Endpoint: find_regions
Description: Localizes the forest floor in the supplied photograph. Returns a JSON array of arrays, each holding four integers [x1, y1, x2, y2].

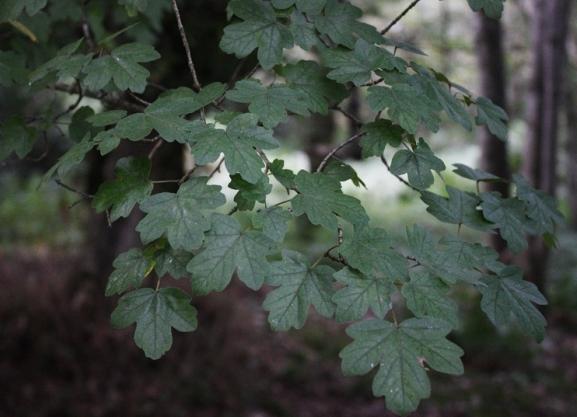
[[1, 249, 576, 417]]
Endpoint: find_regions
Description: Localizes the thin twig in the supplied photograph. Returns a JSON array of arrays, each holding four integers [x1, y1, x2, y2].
[[208, 157, 225, 179], [256, 148, 271, 175], [54, 79, 84, 120], [332, 106, 362, 126], [361, 77, 384, 87], [148, 138, 163, 159], [55, 179, 93, 199], [179, 166, 198, 185], [51, 83, 144, 113], [380, 154, 420, 192], [311, 244, 340, 269], [380, 0, 422, 35], [81, 0, 96, 51], [128, 92, 151, 106], [316, 132, 366, 172], [271, 198, 293, 208], [227, 58, 247, 88], [171, 0, 202, 92]]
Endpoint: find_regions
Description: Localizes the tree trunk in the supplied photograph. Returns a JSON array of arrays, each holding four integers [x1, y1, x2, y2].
[[475, 13, 510, 254], [565, 83, 577, 229], [523, 0, 573, 290]]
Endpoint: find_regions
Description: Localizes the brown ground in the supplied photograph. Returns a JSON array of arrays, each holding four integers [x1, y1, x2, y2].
[[1, 249, 576, 417]]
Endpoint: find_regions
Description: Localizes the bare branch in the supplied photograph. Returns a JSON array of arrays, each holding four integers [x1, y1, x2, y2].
[[55, 179, 93, 199], [380, 0, 422, 35], [316, 132, 366, 172], [380, 154, 420, 192], [332, 106, 363, 126], [208, 157, 226, 180], [147, 138, 163, 159], [51, 82, 144, 113], [171, 0, 202, 92]]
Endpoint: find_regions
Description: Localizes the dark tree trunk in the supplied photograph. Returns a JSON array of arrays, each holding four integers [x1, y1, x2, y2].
[[523, 0, 573, 290], [565, 84, 577, 229], [475, 13, 510, 254]]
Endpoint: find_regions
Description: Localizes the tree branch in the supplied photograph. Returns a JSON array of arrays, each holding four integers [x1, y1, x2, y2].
[[171, 0, 202, 93], [332, 106, 363, 126], [316, 132, 366, 172], [55, 179, 93, 199], [380, 0, 422, 35], [380, 154, 420, 192], [51, 82, 144, 113]]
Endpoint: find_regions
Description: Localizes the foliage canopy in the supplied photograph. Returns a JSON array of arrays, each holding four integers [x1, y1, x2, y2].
[[0, 0, 562, 414]]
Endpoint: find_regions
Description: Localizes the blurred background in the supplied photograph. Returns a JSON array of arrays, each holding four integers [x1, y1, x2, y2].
[[1, 0, 577, 416]]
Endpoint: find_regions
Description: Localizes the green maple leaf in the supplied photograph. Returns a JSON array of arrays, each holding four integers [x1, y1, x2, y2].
[[0, 51, 27, 87], [29, 39, 91, 84], [514, 174, 564, 234], [119, 0, 148, 12], [272, 0, 326, 14], [333, 267, 394, 322], [411, 65, 472, 131], [289, 11, 319, 50], [69, 107, 98, 142], [278, 60, 347, 114], [0, 116, 37, 160], [43, 134, 94, 180], [83, 42, 160, 93], [225, 79, 309, 128], [439, 236, 503, 273], [402, 271, 458, 327], [92, 157, 153, 222], [452, 163, 500, 182], [229, 174, 272, 210], [323, 39, 406, 86], [155, 247, 193, 279], [220, 0, 293, 70], [136, 177, 226, 251], [339, 226, 407, 281], [105, 248, 155, 296], [291, 170, 369, 230], [93, 130, 121, 155], [313, 0, 381, 48], [421, 186, 493, 231], [368, 84, 441, 134], [340, 318, 464, 415], [389, 138, 445, 190], [263, 250, 335, 330], [111, 287, 198, 359], [475, 97, 508, 140], [187, 214, 276, 294], [188, 114, 279, 184], [479, 266, 547, 341], [407, 225, 481, 283], [87, 110, 127, 127], [253, 206, 292, 242], [360, 119, 404, 158], [0, 0, 39, 21], [323, 160, 366, 187], [269, 159, 296, 190], [466, 0, 505, 19], [114, 83, 225, 142], [480, 192, 530, 253]]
